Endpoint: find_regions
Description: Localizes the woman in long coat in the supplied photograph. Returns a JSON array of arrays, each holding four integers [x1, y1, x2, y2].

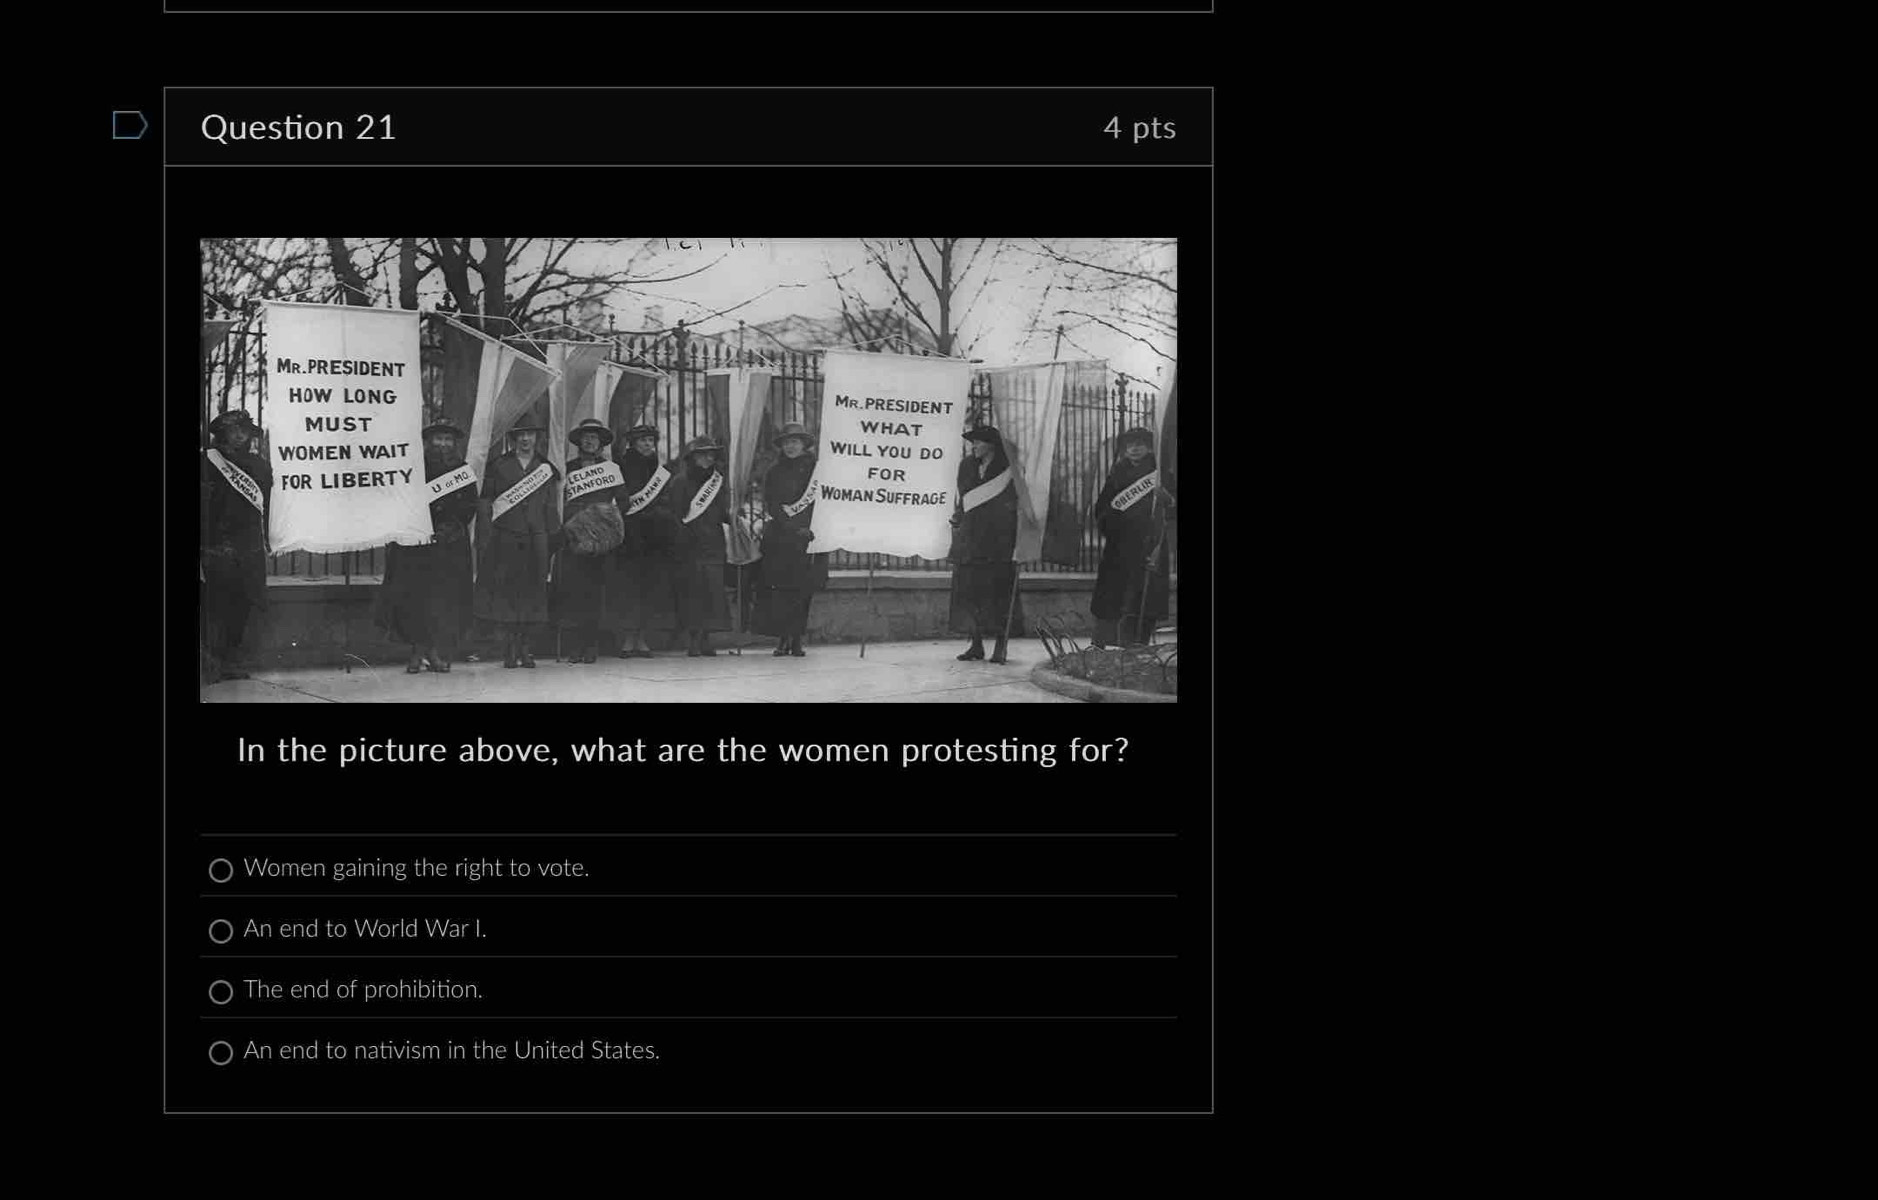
[[754, 423, 829, 657], [474, 421, 560, 669], [667, 435, 732, 656], [1090, 426, 1173, 647], [608, 423, 680, 657], [947, 425, 1025, 664], [200, 408, 272, 683], [555, 418, 626, 663], [378, 422, 478, 672]]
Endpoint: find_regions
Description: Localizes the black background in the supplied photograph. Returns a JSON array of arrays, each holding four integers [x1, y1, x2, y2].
[[133, 89, 1212, 1114]]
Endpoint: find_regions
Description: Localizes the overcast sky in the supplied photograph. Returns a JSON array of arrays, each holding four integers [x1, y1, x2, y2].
[[512, 238, 1177, 384]]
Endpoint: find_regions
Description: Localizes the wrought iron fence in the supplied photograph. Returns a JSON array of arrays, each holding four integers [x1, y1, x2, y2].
[[201, 315, 1169, 579]]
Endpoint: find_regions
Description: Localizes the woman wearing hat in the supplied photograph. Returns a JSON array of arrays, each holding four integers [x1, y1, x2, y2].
[[1090, 426, 1173, 647], [608, 423, 679, 657], [377, 421, 479, 673], [946, 424, 1025, 664], [665, 434, 732, 656], [200, 409, 272, 683], [473, 420, 560, 668], [754, 422, 829, 657], [554, 418, 626, 663]]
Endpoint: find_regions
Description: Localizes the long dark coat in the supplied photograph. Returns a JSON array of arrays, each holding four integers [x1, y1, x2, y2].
[[377, 455, 478, 646], [201, 445, 273, 673], [1090, 453, 1171, 626], [607, 448, 680, 630], [555, 453, 623, 633], [753, 453, 829, 637], [947, 446, 1026, 636], [473, 451, 559, 625], [667, 458, 731, 630]]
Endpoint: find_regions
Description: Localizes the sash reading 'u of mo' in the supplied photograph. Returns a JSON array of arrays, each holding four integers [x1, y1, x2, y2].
[[566, 461, 624, 502], [782, 474, 818, 517], [491, 462, 553, 520], [960, 467, 1013, 513], [624, 464, 671, 515], [683, 471, 724, 524], [1110, 469, 1160, 513], [428, 465, 478, 501], [207, 449, 265, 513]]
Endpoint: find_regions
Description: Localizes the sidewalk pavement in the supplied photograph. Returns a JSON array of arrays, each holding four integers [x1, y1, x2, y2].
[[202, 639, 1079, 704]]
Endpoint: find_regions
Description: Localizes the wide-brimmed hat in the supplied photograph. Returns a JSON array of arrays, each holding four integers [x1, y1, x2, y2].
[[208, 409, 260, 436], [963, 425, 1002, 445], [772, 422, 815, 449], [568, 418, 614, 447], [682, 436, 723, 457], [421, 421, 464, 442], [1116, 426, 1155, 451], [624, 424, 660, 442]]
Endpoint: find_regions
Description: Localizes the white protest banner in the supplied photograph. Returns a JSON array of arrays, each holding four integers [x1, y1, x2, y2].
[[263, 302, 431, 554], [543, 341, 612, 522], [807, 349, 972, 559]]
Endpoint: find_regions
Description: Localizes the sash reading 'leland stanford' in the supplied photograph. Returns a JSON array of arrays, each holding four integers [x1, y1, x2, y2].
[[1110, 469, 1160, 513], [683, 471, 724, 524], [207, 448, 266, 513], [782, 473, 818, 517], [960, 467, 1013, 513], [428, 464, 478, 501], [491, 462, 553, 521], [624, 464, 671, 515], [565, 461, 624, 502]]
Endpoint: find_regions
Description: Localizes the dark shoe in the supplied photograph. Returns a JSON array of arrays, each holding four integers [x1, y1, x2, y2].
[[406, 663, 423, 674], [436, 662, 452, 673], [957, 646, 985, 661], [790, 644, 806, 657], [520, 652, 537, 668], [989, 638, 1009, 665], [503, 655, 518, 669], [699, 648, 717, 657], [686, 648, 700, 657]]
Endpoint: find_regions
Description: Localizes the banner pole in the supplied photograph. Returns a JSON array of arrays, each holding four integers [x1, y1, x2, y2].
[[860, 554, 875, 658], [343, 557, 352, 674], [1003, 558, 1022, 648]]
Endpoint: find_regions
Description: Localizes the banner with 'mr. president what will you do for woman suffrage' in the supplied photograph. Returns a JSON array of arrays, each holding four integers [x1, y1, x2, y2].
[[263, 301, 432, 554], [807, 349, 973, 560]]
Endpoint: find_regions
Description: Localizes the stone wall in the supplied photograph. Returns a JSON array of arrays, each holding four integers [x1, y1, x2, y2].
[[235, 571, 1178, 668]]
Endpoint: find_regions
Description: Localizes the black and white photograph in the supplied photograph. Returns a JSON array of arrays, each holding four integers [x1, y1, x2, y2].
[[198, 237, 1179, 704]]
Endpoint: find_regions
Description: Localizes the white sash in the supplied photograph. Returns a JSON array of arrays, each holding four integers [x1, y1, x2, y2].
[[566, 461, 624, 502], [782, 473, 817, 517], [491, 461, 552, 521], [427, 464, 478, 501], [960, 467, 1012, 513], [624, 464, 671, 515], [683, 471, 725, 524], [1110, 470, 1159, 513], [207, 449, 265, 513]]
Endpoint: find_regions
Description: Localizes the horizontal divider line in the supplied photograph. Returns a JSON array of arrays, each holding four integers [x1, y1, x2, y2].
[[199, 1014, 1179, 1021], [197, 953, 1176, 959], [197, 893, 1178, 899], [199, 833, 1178, 838]]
